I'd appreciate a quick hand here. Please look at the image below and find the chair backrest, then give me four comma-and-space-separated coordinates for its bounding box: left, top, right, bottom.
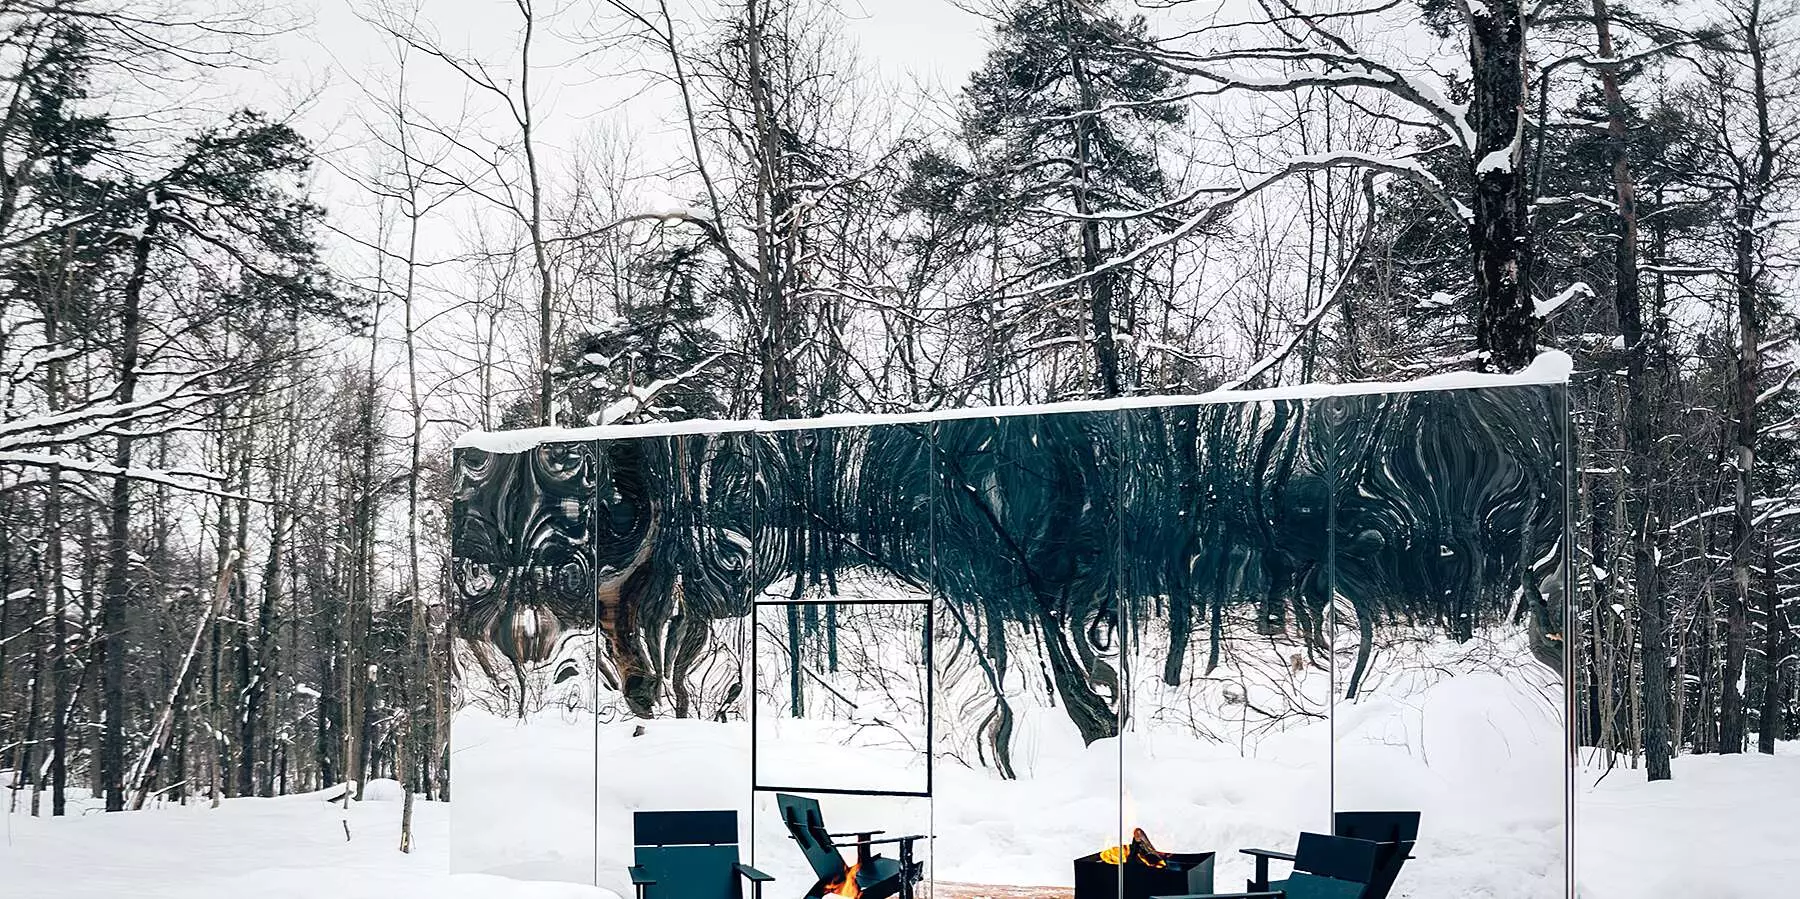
636, 810, 741, 847
1333, 811, 1421, 844
1281, 872, 1369, 899
1355, 840, 1415, 899
1293, 832, 1382, 885
1333, 811, 1419, 899
775, 793, 848, 882
633, 811, 744, 899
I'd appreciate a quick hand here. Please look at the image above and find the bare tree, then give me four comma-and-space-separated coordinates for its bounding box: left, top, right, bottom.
370, 0, 564, 426
1143, 0, 1539, 371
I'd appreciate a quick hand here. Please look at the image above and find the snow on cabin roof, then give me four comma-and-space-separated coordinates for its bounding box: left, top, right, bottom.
457, 350, 1572, 454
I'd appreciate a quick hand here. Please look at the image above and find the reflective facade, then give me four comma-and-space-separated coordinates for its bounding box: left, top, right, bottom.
450, 383, 1572, 898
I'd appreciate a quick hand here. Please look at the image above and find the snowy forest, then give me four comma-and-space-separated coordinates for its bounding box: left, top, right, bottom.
0, 0, 1795, 852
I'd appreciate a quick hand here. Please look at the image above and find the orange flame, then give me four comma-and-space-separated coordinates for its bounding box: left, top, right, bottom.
1099, 827, 1169, 869
826, 862, 864, 898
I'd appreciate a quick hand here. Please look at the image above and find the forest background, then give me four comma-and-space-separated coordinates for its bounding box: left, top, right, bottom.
0, 0, 1792, 834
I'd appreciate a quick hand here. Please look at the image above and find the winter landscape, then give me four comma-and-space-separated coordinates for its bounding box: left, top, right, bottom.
4, 0, 1800, 898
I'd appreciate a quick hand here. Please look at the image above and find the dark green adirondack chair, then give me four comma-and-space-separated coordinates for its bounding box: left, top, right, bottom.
629, 810, 772, 899
1332, 811, 1420, 899
774, 793, 924, 899
1242, 809, 1422, 897
1233, 832, 1382, 898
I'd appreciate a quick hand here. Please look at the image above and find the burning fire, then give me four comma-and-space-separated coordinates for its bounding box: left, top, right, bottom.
825, 862, 864, 898
1099, 827, 1169, 869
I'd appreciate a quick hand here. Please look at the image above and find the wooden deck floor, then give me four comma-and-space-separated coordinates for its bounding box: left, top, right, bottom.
930, 883, 1073, 899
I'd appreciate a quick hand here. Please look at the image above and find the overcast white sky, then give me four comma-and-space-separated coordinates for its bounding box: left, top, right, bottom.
144, 0, 1035, 420
258, 2, 991, 198
178, 0, 1016, 308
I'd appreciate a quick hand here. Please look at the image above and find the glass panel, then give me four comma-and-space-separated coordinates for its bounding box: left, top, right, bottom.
747, 423, 937, 889
448, 391, 1575, 899
931, 412, 1123, 897
594, 433, 758, 898
752, 599, 933, 793
1118, 400, 1333, 895
1327, 386, 1569, 898
449, 441, 600, 884
749, 425, 934, 796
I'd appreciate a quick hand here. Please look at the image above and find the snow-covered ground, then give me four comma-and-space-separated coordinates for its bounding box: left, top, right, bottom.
1576, 745, 1800, 899
450, 702, 1565, 899
0, 783, 614, 899
6, 602, 1790, 899
3, 742, 1795, 897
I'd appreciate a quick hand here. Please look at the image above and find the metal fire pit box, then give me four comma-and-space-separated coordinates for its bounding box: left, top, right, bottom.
1071, 851, 1216, 899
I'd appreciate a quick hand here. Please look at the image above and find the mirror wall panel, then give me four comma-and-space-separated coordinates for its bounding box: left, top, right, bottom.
1326, 387, 1570, 898
930, 412, 1123, 896
1118, 400, 1335, 893
751, 599, 932, 794
591, 433, 758, 898
449, 441, 600, 884
751, 426, 934, 796
747, 423, 937, 888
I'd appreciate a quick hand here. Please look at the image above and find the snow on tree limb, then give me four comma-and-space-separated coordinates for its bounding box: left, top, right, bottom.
0, 452, 247, 500
1006, 150, 1464, 303
124, 550, 239, 810
1222, 173, 1380, 389
596, 352, 731, 425
1536, 282, 1592, 319
0, 367, 246, 452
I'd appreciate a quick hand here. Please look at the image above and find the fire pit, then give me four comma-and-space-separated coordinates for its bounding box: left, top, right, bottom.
1073, 829, 1215, 899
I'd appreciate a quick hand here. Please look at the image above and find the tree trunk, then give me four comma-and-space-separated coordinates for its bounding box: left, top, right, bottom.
102, 201, 163, 811
1722, 1, 1777, 756
1059, 0, 1123, 397
232, 430, 256, 798
1469, 0, 1535, 372
126, 555, 235, 810
49, 463, 68, 815
504, 3, 556, 428
1759, 539, 1785, 753
244, 497, 283, 795
1719, 190, 1758, 755
1592, 0, 1671, 780
19, 586, 43, 815
1718, 218, 1758, 758
744, 0, 798, 421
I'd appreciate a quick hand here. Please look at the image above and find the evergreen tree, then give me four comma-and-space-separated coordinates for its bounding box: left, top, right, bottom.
565, 244, 737, 424
930, 0, 1185, 398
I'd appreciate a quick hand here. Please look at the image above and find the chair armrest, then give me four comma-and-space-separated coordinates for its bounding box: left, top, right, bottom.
735, 863, 774, 882
1239, 848, 1297, 862
1239, 846, 1294, 892
829, 830, 884, 838
841, 834, 927, 847
629, 865, 657, 886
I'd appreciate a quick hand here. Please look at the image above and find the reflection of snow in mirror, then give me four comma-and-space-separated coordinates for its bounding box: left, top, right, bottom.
449, 624, 1568, 898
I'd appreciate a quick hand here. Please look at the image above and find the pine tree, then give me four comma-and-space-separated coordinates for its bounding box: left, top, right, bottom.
950, 0, 1185, 398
